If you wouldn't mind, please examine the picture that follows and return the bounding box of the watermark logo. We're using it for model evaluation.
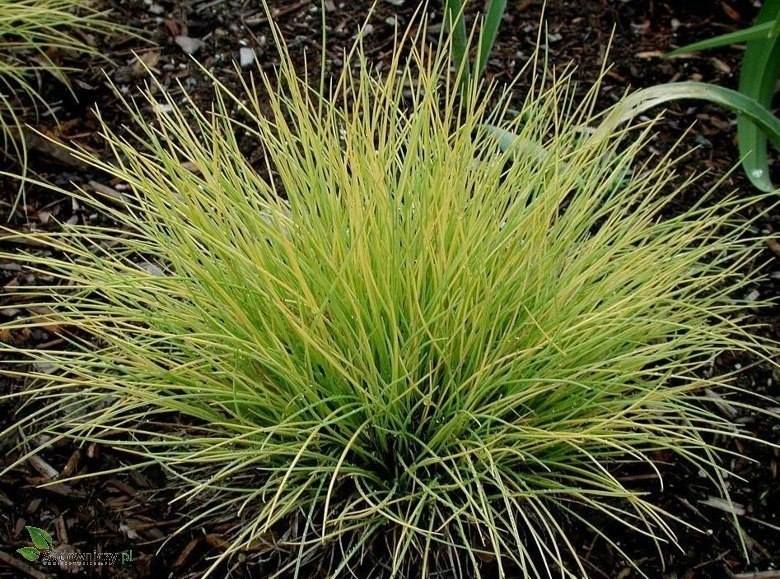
[17,526,53,561]
[16,525,133,568]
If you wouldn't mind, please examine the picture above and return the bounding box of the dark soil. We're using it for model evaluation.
[1,0,778,577]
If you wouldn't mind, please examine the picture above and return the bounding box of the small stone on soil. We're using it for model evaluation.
[175,35,206,55]
[240,47,256,67]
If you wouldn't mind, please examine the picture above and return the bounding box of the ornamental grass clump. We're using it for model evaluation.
[1,22,777,578]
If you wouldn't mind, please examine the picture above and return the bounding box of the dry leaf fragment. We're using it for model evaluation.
[27,306,67,334]
[700,496,745,516]
[173,537,200,568]
[133,49,161,74]
[28,455,59,480]
[721,1,741,21]
[766,237,780,256]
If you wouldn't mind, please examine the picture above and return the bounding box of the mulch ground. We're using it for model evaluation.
[1,0,778,577]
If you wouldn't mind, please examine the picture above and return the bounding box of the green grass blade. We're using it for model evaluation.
[476,0,507,77]
[737,1,780,192]
[666,20,777,56]
[444,0,470,86]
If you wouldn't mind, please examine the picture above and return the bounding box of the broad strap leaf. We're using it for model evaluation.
[737,1,780,191]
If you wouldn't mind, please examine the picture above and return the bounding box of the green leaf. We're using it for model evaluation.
[591,82,780,191]
[666,20,777,56]
[476,0,507,77]
[26,526,54,550]
[444,0,470,86]
[481,124,550,164]
[664,2,780,191]
[737,1,780,191]
[16,547,40,561]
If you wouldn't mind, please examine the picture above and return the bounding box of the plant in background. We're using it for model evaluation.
[0,0,133,212]
[1,16,778,579]
[444,0,506,89]
[667,1,780,192]
[446,1,780,192]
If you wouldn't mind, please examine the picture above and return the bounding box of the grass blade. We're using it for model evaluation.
[444,0,470,86]
[666,20,777,56]
[476,0,507,78]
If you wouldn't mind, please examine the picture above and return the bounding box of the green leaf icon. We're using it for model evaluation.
[17,547,40,561]
[25,526,53,550]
